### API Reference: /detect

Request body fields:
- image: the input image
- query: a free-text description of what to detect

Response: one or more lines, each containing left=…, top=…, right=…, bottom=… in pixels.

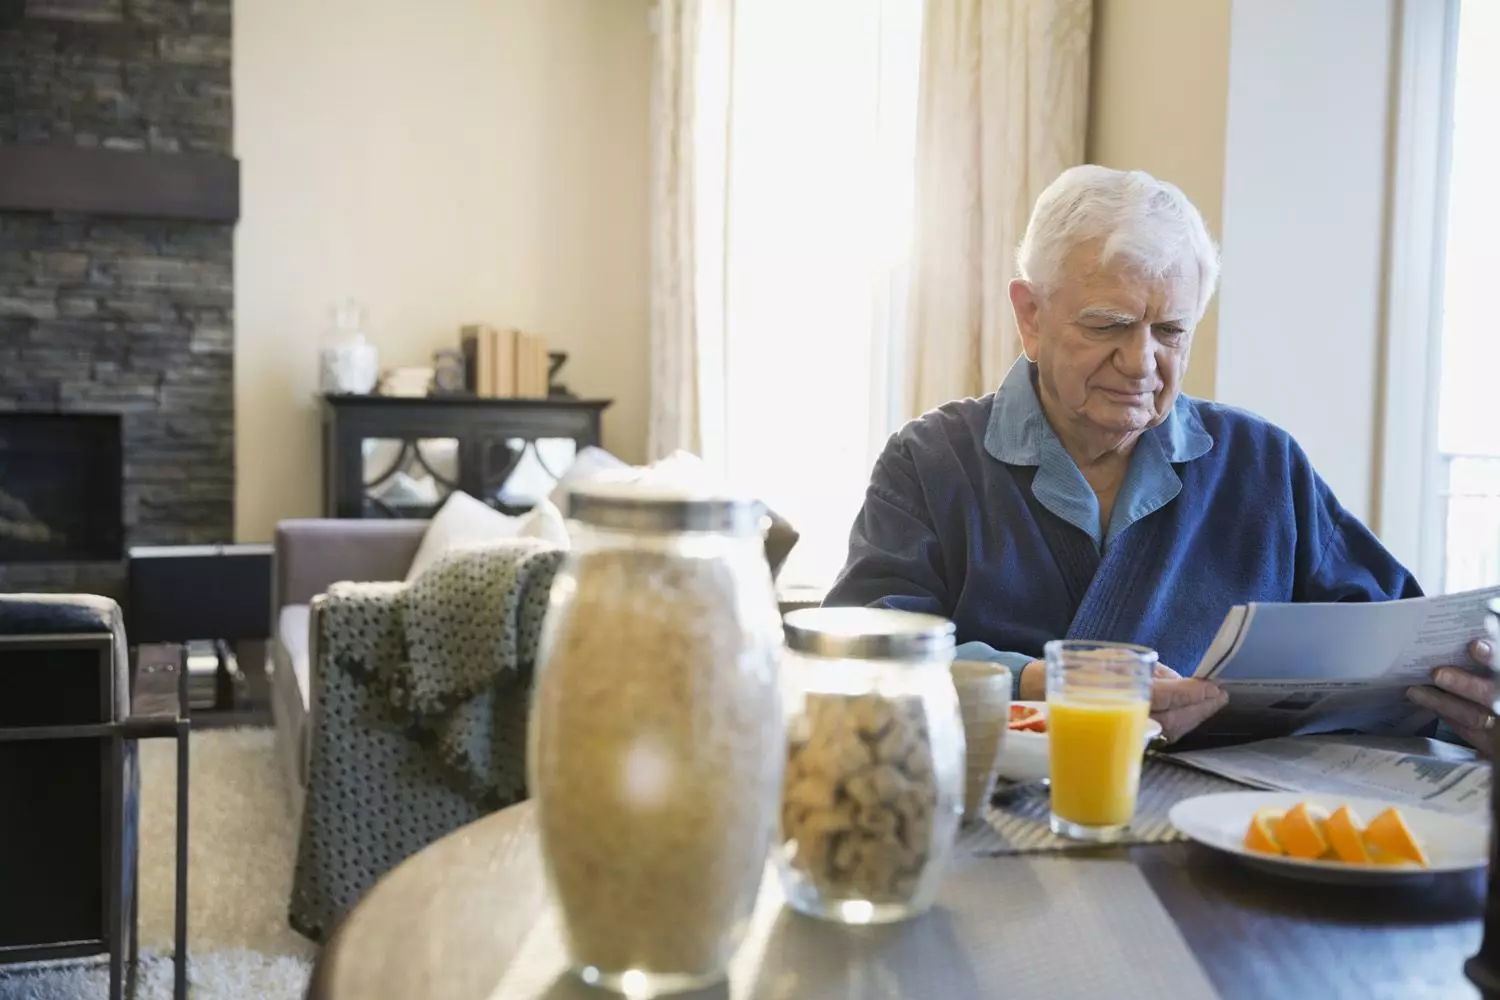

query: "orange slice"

left=1243, top=807, right=1286, bottom=855
left=1366, top=845, right=1417, bottom=867
left=1324, top=805, right=1372, bottom=864
left=1363, top=807, right=1429, bottom=868
left=1274, top=802, right=1330, bottom=860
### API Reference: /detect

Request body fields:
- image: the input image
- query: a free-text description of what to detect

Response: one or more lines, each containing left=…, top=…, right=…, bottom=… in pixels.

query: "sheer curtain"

left=647, top=0, right=1093, bottom=588
left=905, top=0, right=1092, bottom=416
left=647, top=0, right=733, bottom=461
left=715, top=0, right=924, bottom=587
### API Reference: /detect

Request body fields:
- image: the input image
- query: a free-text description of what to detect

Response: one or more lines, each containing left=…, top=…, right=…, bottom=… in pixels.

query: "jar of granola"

left=776, top=607, right=964, bottom=924
left=528, top=482, right=784, bottom=996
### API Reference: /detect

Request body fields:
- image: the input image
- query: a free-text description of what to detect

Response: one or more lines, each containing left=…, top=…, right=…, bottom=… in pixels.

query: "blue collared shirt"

left=985, top=358, right=1214, bottom=550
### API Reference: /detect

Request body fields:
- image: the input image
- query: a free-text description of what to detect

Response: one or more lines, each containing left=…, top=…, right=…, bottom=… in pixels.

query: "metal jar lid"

left=565, top=483, right=768, bottom=535
left=783, top=606, right=955, bottom=660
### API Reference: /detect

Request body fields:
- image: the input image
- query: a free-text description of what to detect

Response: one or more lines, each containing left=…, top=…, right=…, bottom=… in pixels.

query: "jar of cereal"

left=776, top=606, right=964, bottom=924
left=528, top=482, right=785, bottom=996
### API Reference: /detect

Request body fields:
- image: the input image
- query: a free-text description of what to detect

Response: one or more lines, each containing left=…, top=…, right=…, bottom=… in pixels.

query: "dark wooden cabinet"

left=321, top=395, right=611, bottom=519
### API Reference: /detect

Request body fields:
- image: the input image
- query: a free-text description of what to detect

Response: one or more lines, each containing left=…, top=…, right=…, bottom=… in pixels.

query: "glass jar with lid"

left=775, top=606, right=965, bottom=924
left=528, top=482, right=785, bottom=996
left=318, top=297, right=379, bottom=395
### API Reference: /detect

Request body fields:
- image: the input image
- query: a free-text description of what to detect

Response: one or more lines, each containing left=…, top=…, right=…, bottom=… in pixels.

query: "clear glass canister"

left=528, top=485, right=786, bottom=997
left=776, top=606, right=965, bottom=924
left=318, top=297, right=378, bottom=395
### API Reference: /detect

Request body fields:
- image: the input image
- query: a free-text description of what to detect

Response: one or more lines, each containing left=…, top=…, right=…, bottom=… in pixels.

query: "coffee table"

left=308, top=798, right=1485, bottom=1000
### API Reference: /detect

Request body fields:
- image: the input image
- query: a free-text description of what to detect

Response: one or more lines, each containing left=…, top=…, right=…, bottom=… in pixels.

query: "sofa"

left=270, top=518, right=425, bottom=820
left=271, top=501, right=803, bottom=938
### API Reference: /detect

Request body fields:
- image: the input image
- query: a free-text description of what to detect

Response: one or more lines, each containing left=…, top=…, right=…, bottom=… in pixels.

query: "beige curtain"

left=647, top=0, right=733, bottom=463
left=904, top=0, right=1092, bottom=417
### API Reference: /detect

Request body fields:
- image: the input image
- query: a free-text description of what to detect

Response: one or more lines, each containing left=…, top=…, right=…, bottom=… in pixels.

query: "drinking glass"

left=1044, top=640, right=1156, bottom=842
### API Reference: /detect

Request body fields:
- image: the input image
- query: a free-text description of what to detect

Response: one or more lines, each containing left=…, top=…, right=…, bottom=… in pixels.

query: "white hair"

left=1016, top=165, right=1221, bottom=324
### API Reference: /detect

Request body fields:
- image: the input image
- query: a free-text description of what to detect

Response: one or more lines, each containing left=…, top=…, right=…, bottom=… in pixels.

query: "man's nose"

left=1114, top=325, right=1156, bottom=379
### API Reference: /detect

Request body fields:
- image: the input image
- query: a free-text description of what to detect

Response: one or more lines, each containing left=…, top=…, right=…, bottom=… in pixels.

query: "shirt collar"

left=984, top=358, right=1213, bottom=467
left=983, top=358, right=1214, bottom=549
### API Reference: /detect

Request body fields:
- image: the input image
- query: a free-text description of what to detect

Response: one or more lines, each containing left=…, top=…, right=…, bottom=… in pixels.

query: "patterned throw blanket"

left=320, top=538, right=565, bottom=807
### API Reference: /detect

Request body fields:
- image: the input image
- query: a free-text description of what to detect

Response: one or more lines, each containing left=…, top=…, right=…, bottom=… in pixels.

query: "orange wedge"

left=1324, top=806, right=1372, bottom=864
left=1243, top=807, right=1286, bottom=855
left=1363, top=807, right=1429, bottom=868
left=1274, top=802, right=1330, bottom=860
left=1367, top=845, right=1416, bottom=867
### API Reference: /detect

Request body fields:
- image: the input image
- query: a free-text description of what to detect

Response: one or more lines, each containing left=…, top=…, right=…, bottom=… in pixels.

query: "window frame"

left=1377, top=0, right=1462, bottom=589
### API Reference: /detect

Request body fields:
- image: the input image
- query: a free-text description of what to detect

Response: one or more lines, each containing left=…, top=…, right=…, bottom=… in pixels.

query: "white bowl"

left=994, top=701, right=1163, bottom=785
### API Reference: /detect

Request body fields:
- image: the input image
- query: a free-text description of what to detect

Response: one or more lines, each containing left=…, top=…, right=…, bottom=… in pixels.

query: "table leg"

left=128, top=811, right=139, bottom=997
left=174, top=721, right=189, bottom=1000
left=108, top=734, right=124, bottom=1000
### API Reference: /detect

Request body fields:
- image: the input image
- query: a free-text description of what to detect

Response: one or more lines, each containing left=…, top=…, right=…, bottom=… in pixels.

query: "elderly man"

left=826, top=164, right=1493, bottom=746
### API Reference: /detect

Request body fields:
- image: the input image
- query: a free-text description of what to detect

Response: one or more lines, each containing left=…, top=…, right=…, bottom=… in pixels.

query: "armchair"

left=0, top=595, right=189, bottom=1000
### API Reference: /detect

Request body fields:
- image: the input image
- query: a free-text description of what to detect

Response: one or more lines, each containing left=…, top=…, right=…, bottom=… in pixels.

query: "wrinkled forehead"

left=1055, top=238, right=1202, bottom=321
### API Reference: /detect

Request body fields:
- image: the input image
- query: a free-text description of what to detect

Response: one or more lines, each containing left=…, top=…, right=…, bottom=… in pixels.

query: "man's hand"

left=1015, top=659, right=1227, bottom=743
left=1018, top=660, right=1046, bottom=701
left=1406, top=638, right=1495, bottom=756
left=1150, top=664, right=1228, bottom=743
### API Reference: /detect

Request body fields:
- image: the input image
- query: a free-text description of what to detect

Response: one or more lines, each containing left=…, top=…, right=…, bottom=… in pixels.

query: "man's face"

left=1011, top=240, right=1200, bottom=444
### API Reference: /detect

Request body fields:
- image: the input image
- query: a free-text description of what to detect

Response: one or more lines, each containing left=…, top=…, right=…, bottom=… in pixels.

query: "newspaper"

left=1189, top=585, right=1500, bottom=738
left=1163, top=735, right=1491, bottom=819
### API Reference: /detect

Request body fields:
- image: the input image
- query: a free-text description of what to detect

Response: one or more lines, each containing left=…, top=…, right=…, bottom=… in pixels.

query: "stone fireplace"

left=0, top=0, right=237, bottom=599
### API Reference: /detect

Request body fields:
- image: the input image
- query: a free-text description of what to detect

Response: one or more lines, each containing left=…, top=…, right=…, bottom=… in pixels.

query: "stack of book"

left=460, top=324, right=551, bottom=398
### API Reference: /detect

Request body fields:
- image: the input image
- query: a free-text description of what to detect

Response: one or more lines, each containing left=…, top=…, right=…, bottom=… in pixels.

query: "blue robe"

left=825, top=361, right=1421, bottom=687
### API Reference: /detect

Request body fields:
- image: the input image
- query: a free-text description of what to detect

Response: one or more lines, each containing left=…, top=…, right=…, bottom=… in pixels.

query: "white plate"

left=1168, top=791, right=1489, bottom=884
left=994, top=701, right=1163, bottom=785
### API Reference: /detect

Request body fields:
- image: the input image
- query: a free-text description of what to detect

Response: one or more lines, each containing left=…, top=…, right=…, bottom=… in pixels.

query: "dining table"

left=306, top=789, right=1489, bottom=1000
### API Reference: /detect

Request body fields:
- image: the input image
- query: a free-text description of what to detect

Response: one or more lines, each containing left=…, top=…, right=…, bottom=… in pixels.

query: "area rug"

left=0, top=729, right=316, bottom=1000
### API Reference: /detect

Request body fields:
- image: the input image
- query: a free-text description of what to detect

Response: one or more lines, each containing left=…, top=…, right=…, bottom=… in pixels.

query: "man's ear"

left=1009, top=279, right=1042, bottom=362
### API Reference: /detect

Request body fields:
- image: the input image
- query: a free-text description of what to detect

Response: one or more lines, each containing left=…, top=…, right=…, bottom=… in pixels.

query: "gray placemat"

left=960, top=756, right=1253, bottom=856
left=486, top=852, right=1221, bottom=999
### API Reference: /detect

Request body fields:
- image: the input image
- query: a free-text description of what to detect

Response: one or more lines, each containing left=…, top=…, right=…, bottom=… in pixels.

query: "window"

left=1385, top=0, right=1499, bottom=593
left=1433, top=0, right=1500, bottom=592
left=712, top=0, right=923, bottom=588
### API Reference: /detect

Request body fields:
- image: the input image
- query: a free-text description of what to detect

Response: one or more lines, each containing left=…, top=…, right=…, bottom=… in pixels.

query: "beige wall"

left=1087, top=0, right=1232, bottom=400
left=233, top=0, right=651, bottom=542
left=1215, top=0, right=1397, bottom=523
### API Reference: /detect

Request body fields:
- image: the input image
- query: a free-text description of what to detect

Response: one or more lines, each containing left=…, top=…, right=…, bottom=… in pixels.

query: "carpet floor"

left=0, top=729, right=316, bottom=1000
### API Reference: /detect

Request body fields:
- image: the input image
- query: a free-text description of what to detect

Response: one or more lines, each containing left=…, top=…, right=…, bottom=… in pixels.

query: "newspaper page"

left=1164, top=735, right=1491, bottom=819
left=1188, top=585, right=1500, bottom=738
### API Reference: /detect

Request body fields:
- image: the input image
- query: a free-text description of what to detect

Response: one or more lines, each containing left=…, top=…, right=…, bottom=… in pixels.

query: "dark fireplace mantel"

left=0, top=145, right=239, bottom=224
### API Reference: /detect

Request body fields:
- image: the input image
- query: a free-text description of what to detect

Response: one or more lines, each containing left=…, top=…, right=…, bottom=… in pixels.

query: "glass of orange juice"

left=1044, top=640, right=1155, bottom=842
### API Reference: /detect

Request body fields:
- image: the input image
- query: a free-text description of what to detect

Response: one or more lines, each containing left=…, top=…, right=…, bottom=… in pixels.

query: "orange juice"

left=1047, top=695, right=1150, bottom=827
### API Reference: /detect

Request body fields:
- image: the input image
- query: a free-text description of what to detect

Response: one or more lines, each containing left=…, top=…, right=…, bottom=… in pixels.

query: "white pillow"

left=548, top=446, right=630, bottom=512
left=642, top=449, right=727, bottom=493
left=517, top=498, right=571, bottom=548
left=405, top=491, right=524, bottom=582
